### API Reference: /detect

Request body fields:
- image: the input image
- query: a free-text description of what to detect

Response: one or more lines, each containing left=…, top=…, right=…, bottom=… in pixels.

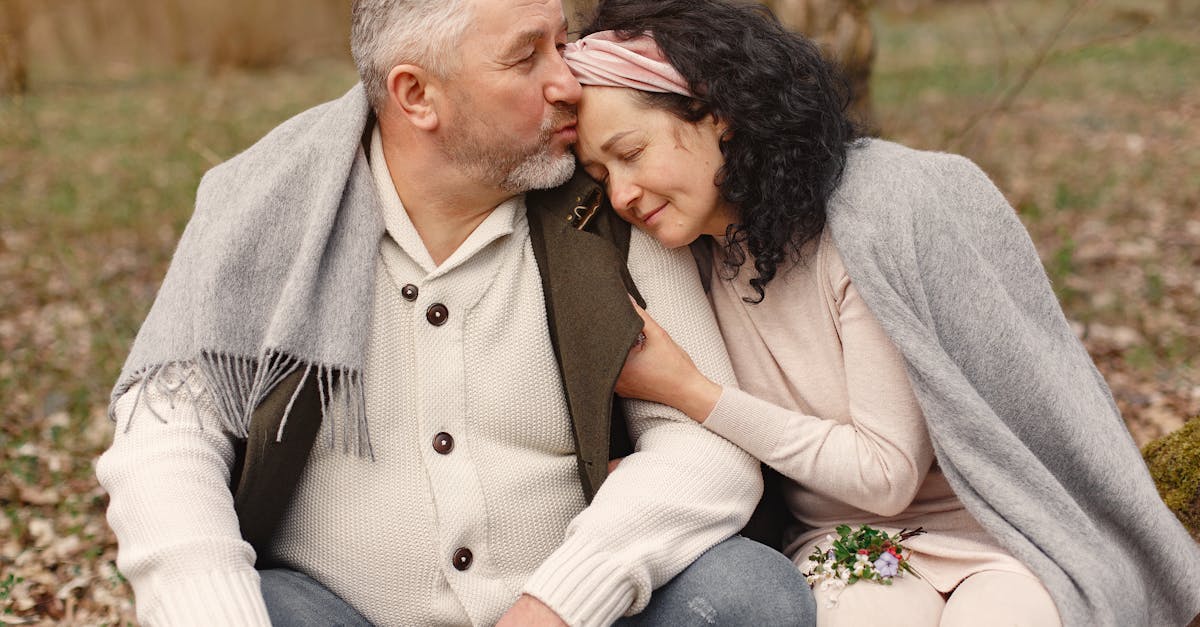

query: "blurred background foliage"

left=1, top=0, right=1197, bottom=622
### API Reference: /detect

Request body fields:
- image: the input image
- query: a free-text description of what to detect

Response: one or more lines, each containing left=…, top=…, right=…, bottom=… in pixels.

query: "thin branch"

left=1049, top=16, right=1152, bottom=57
left=983, top=0, right=1011, bottom=83
left=952, top=0, right=1092, bottom=149
left=994, top=0, right=1038, bottom=48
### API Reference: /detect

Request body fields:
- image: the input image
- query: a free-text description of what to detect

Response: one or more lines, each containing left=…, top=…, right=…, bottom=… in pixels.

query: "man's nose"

left=546, top=52, right=582, bottom=106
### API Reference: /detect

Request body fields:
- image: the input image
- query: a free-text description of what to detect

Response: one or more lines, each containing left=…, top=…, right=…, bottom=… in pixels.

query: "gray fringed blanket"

left=110, top=84, right=384, bottom=455
left=828, top=139, right=1200, bottom=627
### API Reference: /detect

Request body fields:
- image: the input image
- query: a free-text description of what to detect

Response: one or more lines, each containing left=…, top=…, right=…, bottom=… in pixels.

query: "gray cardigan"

left=828, top=139, right=1200, bottom=626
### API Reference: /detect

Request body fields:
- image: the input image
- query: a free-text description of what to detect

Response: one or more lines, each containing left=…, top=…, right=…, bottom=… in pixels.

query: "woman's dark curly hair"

left=581, top=0, right=860, bottom=302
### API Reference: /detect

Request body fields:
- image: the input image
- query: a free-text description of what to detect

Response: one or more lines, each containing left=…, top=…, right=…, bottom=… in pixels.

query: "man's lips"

left=553, top=122, right=578, bottom=142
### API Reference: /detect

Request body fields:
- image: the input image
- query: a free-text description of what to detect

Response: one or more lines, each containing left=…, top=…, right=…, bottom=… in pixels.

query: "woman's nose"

left=608, top=175, right=641, bottom=213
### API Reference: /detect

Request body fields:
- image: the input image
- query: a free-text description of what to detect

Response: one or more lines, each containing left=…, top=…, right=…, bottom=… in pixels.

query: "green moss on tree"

left=1143, top=416, right=1200, bottom=540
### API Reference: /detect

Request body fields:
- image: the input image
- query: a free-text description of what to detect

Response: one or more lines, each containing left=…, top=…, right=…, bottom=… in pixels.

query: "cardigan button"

left=426, top=303, right=449, bottom=326
left=432, top=432, right=454, bottom=455
left=401, top=284, right=418, bottom=301
left=452, top=547, right=473, bottom=571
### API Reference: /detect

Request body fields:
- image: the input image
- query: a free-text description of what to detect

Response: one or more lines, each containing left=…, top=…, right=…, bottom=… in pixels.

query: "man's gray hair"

left=351, top=0, right=475, bottom=112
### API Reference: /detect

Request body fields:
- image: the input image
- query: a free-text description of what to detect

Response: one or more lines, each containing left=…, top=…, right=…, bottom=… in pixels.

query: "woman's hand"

left=615, top=299, right=723, bottom=423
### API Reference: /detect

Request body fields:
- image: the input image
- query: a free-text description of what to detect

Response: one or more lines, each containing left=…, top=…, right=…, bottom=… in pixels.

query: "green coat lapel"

left=526, top=174, right=644, bottom=500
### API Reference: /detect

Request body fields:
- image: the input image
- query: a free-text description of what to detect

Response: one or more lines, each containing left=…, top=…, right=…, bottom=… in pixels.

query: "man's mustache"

left=544, top=105, right=578, bottom=134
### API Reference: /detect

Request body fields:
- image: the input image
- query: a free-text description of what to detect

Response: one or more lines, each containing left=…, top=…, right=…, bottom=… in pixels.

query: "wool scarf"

left=110, top=84, right=385, bottom=456
left=828, top=139, right=1200, bottom=627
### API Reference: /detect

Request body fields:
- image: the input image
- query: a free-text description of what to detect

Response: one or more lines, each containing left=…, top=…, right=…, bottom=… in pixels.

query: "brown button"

left=426, top=303, right=449, bottom=326
left=452, top=547, right=473, bottom=571
left=401, top=284, right=418, bottom=301
left=432, top=432, right=454, bottom=455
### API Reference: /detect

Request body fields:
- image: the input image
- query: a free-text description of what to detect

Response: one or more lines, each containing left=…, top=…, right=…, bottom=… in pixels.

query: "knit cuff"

left=138, top=569, right=271, bottom=627
left=523, top=533, right=642, bottom=627
left=701, top=386, right=786, bottom=460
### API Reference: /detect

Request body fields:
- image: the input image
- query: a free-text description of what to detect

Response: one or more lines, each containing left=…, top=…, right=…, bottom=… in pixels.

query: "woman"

left=563, top=1, right=1200, bottom=626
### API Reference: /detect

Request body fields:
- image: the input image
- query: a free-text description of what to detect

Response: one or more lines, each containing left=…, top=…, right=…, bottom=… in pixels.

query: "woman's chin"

left=638, top=225, right=696, bottom=250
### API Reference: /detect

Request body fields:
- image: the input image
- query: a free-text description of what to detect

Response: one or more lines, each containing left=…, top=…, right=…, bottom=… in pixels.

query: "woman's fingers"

left=628, top=294, right=665, bottom=338
left=628, top=294, right=650, bottom=321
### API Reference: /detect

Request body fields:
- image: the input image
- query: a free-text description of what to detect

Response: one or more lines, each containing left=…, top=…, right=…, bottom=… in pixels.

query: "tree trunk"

left=564, top=0, right=875, bottom=128
left=0, top=0, right=29, bottom=94
left=163, top=0, right=194, bottom=65
left=767, top=0, right=876, bottom=128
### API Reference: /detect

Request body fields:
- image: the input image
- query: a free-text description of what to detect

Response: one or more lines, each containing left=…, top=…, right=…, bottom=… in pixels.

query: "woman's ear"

left=711, top=113, right=731, bottom=140
left=386, top=64, right=440, bottom=131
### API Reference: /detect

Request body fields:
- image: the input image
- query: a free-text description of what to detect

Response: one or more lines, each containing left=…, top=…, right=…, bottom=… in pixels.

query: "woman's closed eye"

left=583, top=165, right=609, bottom=186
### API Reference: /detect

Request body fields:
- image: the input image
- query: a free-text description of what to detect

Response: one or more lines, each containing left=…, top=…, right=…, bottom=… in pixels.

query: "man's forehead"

left=469, top=0, right=567, bottom=39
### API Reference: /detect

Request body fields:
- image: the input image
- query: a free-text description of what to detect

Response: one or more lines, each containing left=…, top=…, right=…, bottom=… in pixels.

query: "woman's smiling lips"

left=641, top=202, right=667, bottom=225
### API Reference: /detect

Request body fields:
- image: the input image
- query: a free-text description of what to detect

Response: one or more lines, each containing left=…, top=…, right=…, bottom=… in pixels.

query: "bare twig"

left=187, top=138, right=223, bottom=168
left=952, top=0, right=1093, bottom=149
left=1049, top=14, right=1152, bottom=57
left=993, top=0, right=1038, bottom=48
left=983, top=0, right=1011, bottom=83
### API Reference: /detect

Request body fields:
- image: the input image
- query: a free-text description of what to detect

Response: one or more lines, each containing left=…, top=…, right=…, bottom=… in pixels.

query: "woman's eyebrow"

left=601, top=130, right=635, bottom=153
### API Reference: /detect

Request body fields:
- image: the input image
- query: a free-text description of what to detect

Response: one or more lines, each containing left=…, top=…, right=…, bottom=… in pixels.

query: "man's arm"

left=96, top=364, right=271, bottom=626
left=520, top=229, right=762, bottom=627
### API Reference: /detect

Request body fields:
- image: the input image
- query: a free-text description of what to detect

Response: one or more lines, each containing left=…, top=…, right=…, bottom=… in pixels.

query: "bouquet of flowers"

left=800, top=525, right=925, bottom=606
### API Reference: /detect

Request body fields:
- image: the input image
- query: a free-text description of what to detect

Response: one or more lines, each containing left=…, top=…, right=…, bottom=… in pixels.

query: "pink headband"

left=563, top=31, right=693, bottom=97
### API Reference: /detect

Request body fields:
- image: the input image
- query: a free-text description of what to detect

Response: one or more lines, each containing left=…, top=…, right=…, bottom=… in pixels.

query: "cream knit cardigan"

left=97, top=133, right=760, bottom=626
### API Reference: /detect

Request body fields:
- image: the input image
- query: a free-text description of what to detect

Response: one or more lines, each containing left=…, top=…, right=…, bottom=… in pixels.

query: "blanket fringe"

left=112, top=350, right=372, bottom=459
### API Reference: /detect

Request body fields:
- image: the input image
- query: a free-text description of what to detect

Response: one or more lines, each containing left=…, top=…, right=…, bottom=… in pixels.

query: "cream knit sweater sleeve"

left=95, top=364, right=272, bottom=626
left=523, top=229, right=762, bottom=627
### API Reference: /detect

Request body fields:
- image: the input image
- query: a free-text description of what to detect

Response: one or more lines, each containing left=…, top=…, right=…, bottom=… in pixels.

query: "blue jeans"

left=260, top=535, right=815, bottom=626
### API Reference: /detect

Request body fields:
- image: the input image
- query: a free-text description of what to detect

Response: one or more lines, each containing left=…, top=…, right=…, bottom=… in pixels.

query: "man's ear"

left=386, top=64, right=440, bottom=131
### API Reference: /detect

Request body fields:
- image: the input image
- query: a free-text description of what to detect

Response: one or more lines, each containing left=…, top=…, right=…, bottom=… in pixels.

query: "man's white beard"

left=499, top=129, right=577, bottom=193
left=439, top=97, right=576, bottom=194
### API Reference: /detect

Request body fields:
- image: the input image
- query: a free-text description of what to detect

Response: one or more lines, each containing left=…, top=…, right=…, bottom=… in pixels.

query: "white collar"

left=368, top=125, right=524, bottom=278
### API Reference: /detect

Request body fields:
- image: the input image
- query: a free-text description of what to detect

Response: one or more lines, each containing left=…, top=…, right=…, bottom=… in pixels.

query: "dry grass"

left=1, top=59, right=358, bottom=624
left=1, top=0, right=1197, bottom=623
left=872, top=0, right=1199, bottom=443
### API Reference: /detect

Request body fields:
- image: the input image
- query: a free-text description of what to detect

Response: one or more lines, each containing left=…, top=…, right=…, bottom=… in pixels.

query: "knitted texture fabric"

left=263, top=135, right=585, bottom=624
left=825, top=139, right=1200, bottom=627
left=97, top=122, right=760, bottom=625
left=704, top=230, right=1038, bottom=592
left=100, top=368, right=271, bottom=625
left=109, top=84, right=384, bottom=452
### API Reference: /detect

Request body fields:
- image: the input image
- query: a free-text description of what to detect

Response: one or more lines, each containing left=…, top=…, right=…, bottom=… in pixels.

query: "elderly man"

left=96, top=0, right=815, bottom=625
